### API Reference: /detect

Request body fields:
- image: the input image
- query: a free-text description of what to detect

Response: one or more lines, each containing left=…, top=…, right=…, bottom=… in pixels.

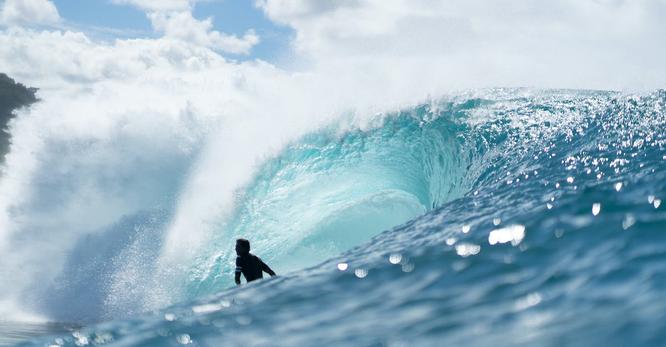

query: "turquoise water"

left=11, top=89, right=666, bottom=346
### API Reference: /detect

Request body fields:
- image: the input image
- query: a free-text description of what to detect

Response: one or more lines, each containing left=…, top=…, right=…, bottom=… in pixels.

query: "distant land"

left=0, top=73, right=38, bottom=160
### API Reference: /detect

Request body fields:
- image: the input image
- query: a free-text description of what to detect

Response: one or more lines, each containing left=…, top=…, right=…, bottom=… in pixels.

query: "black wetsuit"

left=235, top=253, right=276, bottom=284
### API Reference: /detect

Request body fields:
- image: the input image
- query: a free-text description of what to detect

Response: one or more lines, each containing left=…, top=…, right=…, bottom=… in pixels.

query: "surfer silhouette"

left=234, top=238, right=276, bottom=285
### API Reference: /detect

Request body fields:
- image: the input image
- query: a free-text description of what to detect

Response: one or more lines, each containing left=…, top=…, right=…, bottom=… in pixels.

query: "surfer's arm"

left=260, top=259, right=276, bottom=277
left=235, top=257, right=242, bottom=285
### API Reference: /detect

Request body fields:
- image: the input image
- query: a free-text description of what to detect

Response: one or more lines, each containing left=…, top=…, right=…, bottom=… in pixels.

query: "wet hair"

left=236, top=238, right=250, bottom=250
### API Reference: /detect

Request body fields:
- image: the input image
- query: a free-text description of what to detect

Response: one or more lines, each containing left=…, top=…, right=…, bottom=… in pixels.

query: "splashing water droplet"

left=566, top=176, right=574, bottom=183
left=489, top=225, right=526, bottom=246
left=655, top=199, right=662, bottom=209
left=614, top=182, right=623, bottom=191
left=72, top=332, right=89, bottom=346
left=192, top=303, right=222, bottom=314
left=455, top=243, right=481, bottom=257
left=648, top=195, right=655, bottom=204
left=176, top=334, right=192, bottom=345
left=546, top=203, right=553, bottom=210
left=389, top=254, right=402, bottom=264
left=493, top=218, right=502, bottom=226
left=445, top=238, right=457, bottom=246
left=337, top=263, right=349, bottom=271
left=592, top=203, right=601, bottom=216
left=354, top=268, right=368, bottom=278
left=164, top=313, right=176, bottom=321
left=462, top=225, right=471, bottom=233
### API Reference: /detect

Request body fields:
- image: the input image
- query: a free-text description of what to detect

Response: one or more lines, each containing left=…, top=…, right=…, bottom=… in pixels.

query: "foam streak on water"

left=13, top=89, right=666, bottom=346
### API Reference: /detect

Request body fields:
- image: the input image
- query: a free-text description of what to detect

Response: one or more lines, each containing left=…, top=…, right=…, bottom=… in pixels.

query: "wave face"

left=13, top=89, right=666, bottom=346
left=186, top=105, right=475, bottom=295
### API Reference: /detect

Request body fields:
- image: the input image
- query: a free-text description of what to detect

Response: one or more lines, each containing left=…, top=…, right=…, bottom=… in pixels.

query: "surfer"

left=234, top=238, right=276, bottom=285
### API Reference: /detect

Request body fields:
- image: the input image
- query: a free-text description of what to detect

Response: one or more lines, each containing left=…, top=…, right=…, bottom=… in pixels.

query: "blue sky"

left=52, top=0, right=293, bottom=61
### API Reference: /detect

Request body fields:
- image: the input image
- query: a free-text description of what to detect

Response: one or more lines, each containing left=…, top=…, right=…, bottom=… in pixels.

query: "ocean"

left=5, top=89, right=666, bottom=346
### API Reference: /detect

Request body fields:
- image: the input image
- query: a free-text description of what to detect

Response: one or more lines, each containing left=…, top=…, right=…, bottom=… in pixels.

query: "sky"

left=50, top=0, right=293, bottom=61
left=0, top=0, right=665, bottom=91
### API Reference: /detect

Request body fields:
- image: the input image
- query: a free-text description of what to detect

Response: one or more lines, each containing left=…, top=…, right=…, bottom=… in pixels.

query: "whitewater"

left=0, top=86, right=663, bottom=346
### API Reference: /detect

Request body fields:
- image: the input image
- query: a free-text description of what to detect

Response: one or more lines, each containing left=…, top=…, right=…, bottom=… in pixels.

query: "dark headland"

left=0, top=73, right=38, bottom=161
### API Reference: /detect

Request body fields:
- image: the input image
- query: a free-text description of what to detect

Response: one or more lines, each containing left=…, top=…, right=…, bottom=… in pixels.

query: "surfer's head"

left=235, top=238, right=250, bottom=255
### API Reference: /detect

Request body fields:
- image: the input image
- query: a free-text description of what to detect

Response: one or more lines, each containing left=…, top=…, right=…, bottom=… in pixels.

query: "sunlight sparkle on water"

left=462, top=225, right=471, bottom=233
left=389, top=253, right=403, bottom=264
left=176, top=334, right=192, bottom=345
left=354, top=268, right=368, bottom=278
left=401, top=262, right=415, bottom=272
left=488, top=225, right=526, bottom=246
left=592, top=203, right=601, bottom=216
left=455, top=243, right=481, bottom=257
left=337, top=263, right=349, bottom=271
left=72, top=332, right=88, bottom=346
left=192, top=303, right=222, bottom=314
left=615, top=182, right=623, bottom=191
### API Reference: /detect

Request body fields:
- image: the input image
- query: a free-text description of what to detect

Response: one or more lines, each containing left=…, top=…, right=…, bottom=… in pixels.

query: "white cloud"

left=0, top=27, right=227, bottom=89
left=0, top=0, right=60, bottom=26
left=258, top=0, right=666, bottom=90
left=112, top=0, right=259, bottom=54
left=148, top=11, right=259, bottom=54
